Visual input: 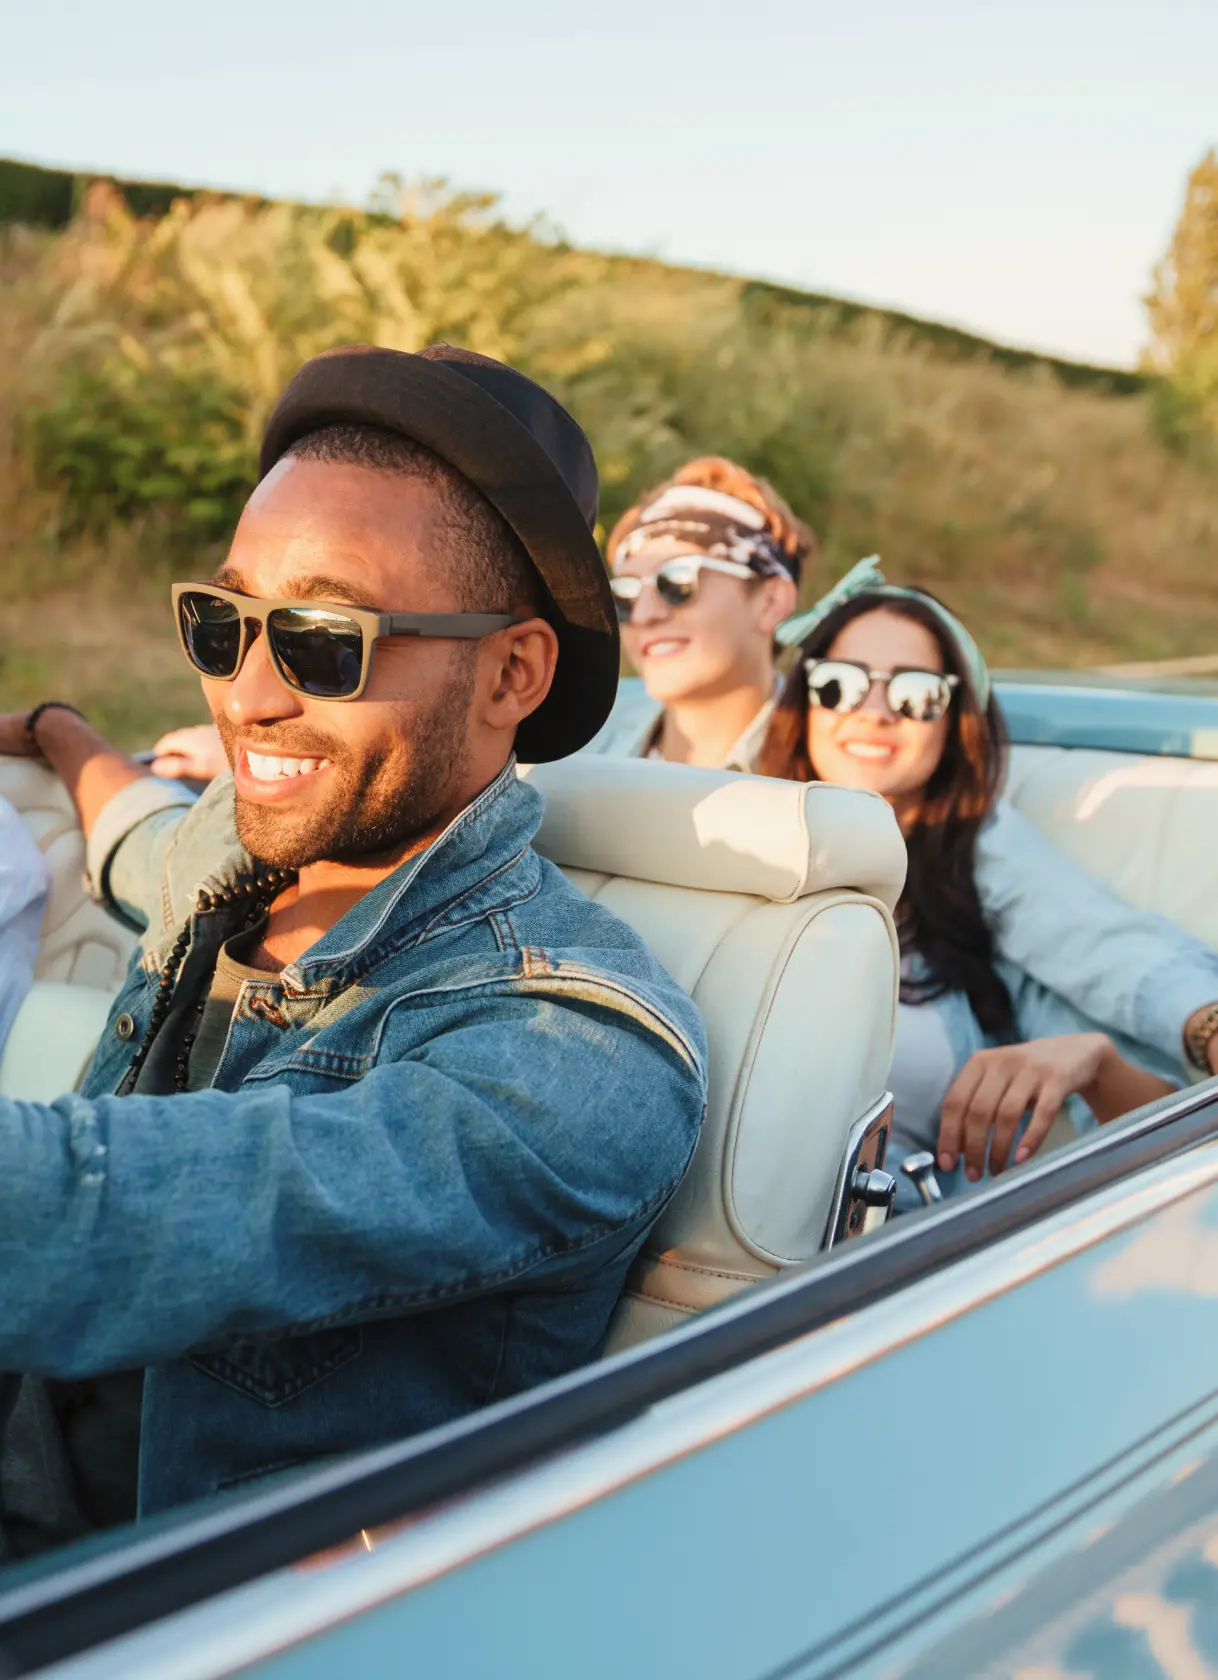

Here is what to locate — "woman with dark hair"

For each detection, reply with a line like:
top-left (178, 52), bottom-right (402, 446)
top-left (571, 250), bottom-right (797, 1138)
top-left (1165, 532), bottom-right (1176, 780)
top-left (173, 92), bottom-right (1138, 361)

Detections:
top-left (759, 558), bottom-right (1218, 1205)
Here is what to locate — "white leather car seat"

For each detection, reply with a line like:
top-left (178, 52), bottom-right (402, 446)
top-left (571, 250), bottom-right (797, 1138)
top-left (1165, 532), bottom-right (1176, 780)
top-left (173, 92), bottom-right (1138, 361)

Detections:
top-left (0, 757), bottom-right (135, 989)
top-left (524, 757), bottom-right (904, 1353)
top-left (1006, 745), bottom-right (1218, 952)
top-left (0, 756), bottom-right (136, 1101)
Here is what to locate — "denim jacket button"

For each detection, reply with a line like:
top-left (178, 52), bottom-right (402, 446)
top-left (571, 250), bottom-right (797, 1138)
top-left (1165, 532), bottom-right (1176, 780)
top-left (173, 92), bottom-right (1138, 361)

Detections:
top-left (115, 1013), bottom-right (136, 1041)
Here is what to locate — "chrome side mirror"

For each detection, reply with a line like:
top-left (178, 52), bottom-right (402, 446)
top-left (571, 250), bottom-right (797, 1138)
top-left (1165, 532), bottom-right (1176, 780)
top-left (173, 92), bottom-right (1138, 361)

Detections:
top-left (824, 1093), bottom-right (895, 1246)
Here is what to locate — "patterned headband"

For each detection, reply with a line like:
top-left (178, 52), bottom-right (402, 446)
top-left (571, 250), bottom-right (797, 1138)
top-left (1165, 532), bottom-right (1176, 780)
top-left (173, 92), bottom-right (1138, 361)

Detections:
top-left (776, 556), bottom-right (991, 706)
top-left (613, 485), bottom-right (797, 582)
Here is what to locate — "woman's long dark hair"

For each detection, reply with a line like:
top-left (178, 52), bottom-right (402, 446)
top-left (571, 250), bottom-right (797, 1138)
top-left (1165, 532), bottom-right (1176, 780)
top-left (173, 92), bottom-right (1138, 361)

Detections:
top-left (756, 592), bottom-right (1014, 1036)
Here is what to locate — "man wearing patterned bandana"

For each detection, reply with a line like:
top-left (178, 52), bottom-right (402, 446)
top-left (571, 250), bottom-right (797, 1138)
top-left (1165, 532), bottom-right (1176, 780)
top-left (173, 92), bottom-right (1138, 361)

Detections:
top-left (586, 457), bottom-right (817, 769)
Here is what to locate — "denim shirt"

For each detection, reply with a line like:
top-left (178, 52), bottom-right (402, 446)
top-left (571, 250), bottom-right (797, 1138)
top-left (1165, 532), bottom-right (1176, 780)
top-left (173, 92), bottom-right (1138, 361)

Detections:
top-left (889, 798), bottom-right (1218, 1205)
top-left (0, 763), bottom-right (707, 1515)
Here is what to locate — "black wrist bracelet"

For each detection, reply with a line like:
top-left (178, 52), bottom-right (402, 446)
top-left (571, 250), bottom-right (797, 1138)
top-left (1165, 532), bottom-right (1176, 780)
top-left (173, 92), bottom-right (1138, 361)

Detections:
top-left (25, 700), bottom-right (86, 756)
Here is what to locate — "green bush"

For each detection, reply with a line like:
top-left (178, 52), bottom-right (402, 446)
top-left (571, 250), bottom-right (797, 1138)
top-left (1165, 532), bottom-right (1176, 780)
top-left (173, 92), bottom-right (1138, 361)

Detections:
top-left (26, 362), bottom-right (254, 539)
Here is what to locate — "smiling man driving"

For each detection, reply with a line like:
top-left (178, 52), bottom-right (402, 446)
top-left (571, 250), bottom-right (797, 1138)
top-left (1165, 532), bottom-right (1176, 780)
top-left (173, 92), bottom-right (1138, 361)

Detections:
top-left (0, 345), bottom-right (707, 1530)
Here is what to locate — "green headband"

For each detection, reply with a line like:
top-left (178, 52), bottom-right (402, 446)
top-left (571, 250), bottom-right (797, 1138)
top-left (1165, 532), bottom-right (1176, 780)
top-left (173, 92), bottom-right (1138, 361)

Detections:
top-left (776, 556), bottom-right (991, 707)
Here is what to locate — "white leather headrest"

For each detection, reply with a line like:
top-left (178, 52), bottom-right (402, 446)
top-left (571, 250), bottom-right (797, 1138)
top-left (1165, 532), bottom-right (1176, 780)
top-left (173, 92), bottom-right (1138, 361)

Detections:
top-left (522, 757), bottom-right (906, 909)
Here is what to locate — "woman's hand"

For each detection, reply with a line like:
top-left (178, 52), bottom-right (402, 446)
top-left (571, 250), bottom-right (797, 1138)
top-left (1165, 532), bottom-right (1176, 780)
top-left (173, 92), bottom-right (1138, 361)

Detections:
top-left (150, 724), bottom-right (227, 783)
top-left (936, 1033), bottom-right (1162, 1182)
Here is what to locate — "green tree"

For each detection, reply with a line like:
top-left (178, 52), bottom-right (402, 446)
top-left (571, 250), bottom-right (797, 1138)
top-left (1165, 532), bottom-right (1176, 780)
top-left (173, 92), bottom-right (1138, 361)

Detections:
top-left (1144, 149), bottom-right (1218, 451)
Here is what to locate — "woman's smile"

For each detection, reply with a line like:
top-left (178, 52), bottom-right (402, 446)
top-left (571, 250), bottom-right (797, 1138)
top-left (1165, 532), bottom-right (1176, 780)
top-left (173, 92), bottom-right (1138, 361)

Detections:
top-left (839, 738), bottom-right (898, 763)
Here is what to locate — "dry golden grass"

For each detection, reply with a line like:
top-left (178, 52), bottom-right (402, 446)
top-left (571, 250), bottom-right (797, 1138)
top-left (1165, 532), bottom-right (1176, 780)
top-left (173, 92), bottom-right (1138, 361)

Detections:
top-left (1, 193), bottom-right (1217, 746)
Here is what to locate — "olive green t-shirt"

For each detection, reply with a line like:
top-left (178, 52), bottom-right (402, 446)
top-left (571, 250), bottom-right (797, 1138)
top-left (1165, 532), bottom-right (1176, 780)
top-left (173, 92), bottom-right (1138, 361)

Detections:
top-left (184, 923), bottom-right (276, 1092)
top-left (132, 917), bottom-right (276, 1096)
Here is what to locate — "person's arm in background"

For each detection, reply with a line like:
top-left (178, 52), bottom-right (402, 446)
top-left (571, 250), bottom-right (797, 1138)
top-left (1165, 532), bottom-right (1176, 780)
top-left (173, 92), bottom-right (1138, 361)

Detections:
top-left (0, 708), bottom-right (196, 933)
top-left (937, 1033), bottom-right (1175, 1182)
top-left (150, 723), bottom-right (228, 783)
top-left (977, 801), bottom-right (1218, 1077)
top-left (0, 708), bottom-right (148, 839)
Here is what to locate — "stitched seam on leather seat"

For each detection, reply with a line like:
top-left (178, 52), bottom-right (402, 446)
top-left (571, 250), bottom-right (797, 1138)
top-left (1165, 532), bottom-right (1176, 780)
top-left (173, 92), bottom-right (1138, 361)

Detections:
top-left (616, 1288), bottom-right (698, 1314)
top-left (639, 1258), bottom-right (758, 1282)
top-left (627, 1287), bottom-right (724, 1312)
top-left (721, 891), bottom-right (898, 1267)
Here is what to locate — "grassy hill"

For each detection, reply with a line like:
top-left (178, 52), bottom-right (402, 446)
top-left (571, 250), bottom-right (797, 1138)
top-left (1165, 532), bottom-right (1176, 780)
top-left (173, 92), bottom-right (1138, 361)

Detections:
top-left (1, 157), bottom-right (1216, 747)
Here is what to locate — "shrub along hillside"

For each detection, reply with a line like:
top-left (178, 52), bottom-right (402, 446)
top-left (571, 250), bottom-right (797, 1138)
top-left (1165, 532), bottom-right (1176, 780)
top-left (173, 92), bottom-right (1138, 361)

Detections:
top-left (1, 168), bottom-right (1217, 746)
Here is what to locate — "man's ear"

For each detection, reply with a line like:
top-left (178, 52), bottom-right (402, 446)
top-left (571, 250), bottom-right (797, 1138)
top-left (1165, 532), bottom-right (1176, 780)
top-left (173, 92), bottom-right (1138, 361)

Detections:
top-left (757, 574), bottom-right (798, 635)
top-left (480, 618), bottom-right (560, 734)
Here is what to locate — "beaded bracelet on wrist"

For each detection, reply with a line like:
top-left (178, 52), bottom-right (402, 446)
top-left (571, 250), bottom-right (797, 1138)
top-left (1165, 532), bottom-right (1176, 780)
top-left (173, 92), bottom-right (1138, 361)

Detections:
top-left (24, 700), bottom-right (86, 756)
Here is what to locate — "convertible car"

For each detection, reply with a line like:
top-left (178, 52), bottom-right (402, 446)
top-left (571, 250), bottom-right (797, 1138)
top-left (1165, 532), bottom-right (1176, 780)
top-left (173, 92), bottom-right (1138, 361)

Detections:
top-left (1, 670), bottom-right (1218, 1678)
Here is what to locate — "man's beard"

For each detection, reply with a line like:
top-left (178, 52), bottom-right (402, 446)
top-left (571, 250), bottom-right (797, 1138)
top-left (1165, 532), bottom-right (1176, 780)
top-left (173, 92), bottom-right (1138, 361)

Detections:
top-left (216, 658), bottom-right (476, 871)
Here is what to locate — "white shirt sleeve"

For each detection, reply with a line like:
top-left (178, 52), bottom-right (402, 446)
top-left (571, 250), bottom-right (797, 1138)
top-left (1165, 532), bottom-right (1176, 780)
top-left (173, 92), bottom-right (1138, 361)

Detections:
top-left (0, 796), bottom-right (50, 1060)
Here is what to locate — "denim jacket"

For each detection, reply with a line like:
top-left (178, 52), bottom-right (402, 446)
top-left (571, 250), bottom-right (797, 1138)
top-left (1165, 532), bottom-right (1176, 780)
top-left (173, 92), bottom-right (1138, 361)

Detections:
top-left (0, 762), bottom-right (706, 1515)
top-left (889, 796), bottom-right (1218, 1203)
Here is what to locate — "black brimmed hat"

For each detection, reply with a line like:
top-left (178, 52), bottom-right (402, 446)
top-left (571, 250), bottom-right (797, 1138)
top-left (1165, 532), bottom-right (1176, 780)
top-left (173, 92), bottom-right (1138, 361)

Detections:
top-left (258, 344), bottom-right (618, 762)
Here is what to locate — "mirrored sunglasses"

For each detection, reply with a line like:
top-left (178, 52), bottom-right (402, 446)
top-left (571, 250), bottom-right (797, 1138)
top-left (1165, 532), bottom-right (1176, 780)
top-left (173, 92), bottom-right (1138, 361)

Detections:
top-left (609, 555), bottom-right (755, 623)
top-left (172, 583), bottom-right (517, 702)
top-left (804, 659), bottom-right (959, 723)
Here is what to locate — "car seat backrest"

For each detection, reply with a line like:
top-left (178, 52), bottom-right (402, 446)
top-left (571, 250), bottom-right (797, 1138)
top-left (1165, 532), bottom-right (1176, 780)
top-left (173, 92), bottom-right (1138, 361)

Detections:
top-left (523, 757), bottom-right (905, 1353)
top-left (1006, 744), bottom-right (1218, 952)
top-left (0, 756), bottom-right (136, 990)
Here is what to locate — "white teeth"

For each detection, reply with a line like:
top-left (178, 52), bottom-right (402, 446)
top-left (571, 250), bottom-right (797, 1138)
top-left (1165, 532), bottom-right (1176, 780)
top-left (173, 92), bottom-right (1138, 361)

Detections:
top-left (644, 640), bottom-right (686, 657)
top-left (246, 752), bottom-right (330, 782)
top-left (843, 742), bottom-right (895, 761)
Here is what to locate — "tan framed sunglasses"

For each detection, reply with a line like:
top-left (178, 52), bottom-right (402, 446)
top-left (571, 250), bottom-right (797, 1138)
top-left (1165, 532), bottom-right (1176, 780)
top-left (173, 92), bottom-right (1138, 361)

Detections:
top-left (172, 583), bottom-right (518, 702)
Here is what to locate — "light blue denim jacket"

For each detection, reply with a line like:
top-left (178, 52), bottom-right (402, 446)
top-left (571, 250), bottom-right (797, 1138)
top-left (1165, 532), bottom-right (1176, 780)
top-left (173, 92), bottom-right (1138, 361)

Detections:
top-left (584, 682), bottom-right (1218, 1203)
top-left (0, 762), bottom-right (707, 1515)
top-left (890, 797), bottom-right (1218, 1205)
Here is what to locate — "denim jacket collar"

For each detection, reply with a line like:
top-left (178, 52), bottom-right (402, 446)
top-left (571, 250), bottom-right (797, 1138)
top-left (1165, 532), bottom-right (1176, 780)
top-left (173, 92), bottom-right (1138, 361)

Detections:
top-left (175, 759), bottom-right (541, 998)
top-left (284, 760), bottom-right (538, 994)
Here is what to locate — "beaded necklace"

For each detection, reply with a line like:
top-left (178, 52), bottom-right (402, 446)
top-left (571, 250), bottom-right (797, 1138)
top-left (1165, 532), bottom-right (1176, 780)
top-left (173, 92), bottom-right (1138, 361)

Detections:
top-left (124, 867), bottom-right (296, 1094)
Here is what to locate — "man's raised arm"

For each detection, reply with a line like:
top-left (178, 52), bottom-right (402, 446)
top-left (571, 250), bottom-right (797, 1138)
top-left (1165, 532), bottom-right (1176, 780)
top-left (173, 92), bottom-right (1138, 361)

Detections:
top-left (0, 706), bottom-right (150, 838)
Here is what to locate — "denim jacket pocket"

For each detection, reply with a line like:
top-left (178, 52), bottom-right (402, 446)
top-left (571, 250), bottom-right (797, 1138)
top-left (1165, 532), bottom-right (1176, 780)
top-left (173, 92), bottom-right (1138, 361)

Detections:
top-left (190, 1326), bottom-right (363, 1408)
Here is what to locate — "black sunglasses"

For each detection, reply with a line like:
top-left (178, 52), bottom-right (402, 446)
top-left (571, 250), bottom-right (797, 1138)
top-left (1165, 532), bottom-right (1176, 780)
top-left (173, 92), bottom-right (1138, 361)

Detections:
top-left (173, 584), bottom-right (517, 702)
top-left (804, 659), bottom-right (959, 723)
top-left (609, 555), bottom-right (755, 622)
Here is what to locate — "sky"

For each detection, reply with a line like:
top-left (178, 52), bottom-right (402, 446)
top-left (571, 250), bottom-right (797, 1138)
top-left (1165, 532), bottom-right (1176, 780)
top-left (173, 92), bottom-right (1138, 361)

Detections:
top-left (2, 0), bottom-right (1215, 369)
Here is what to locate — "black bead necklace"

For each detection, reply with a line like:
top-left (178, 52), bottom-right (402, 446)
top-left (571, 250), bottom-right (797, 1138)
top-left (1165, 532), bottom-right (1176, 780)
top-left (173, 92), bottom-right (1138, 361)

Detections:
top-left (124, 867), bottom-right (296, 1094)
